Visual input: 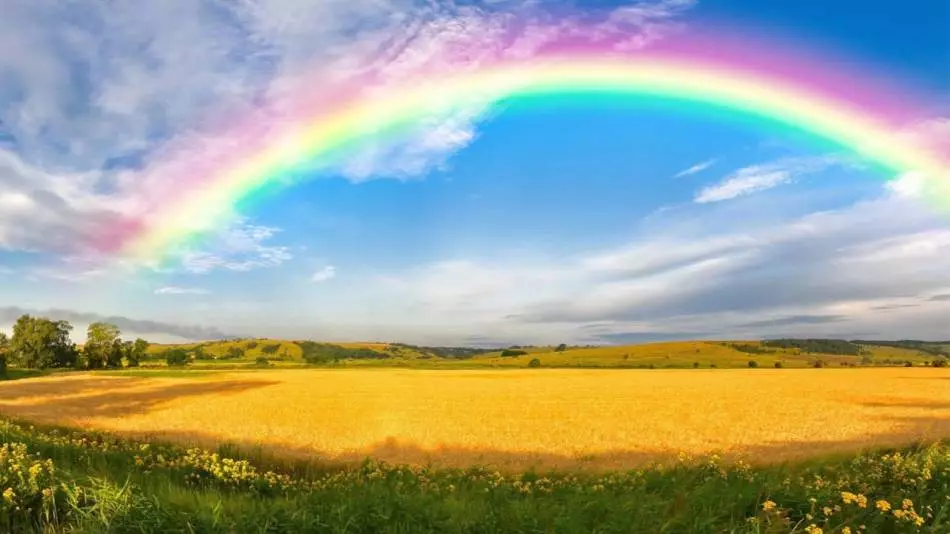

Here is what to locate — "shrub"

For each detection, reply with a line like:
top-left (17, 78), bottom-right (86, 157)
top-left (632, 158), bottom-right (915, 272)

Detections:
top-left (0, 442), bottom-right (68, 529)
top-left (254, 357), bottom-right (270, 367)
top-left (245, 341), bottom-right (259, 349)
top-left (164, 349), bottom-right (188, 367)
top-left (710, 364), bottom-right (717, 368)
top-left (774, 361), bottom-right (783, 369)
top-left (224, 347), bottom-right (246, 360)
top-left (747, 360), bottom-right (759, 368)
top-left (260, 343), bottom-right (281, 355)
top-left (904, 361), bottom-right (913, 367)
top-left (692, 362), bottom-right (699, 369)
top-left (500, 349), bottom-right (527, 357)
top-left (933, 359), bottom-right (948, 368)
top-left (528, 358), bottom-right (541, 368)
top-left (623, 354), bottom-right (629, 360)
top-left (554, 344), bottom-right (567, 352)
top-left (812, 360), bottom-right (824, 368)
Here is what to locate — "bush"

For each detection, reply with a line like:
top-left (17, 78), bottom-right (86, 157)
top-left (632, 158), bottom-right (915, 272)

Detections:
top-left (747, 360), bottom-right (759, 368)
top-left (245, 341), bottom-right (259, 349)
top-left (812, 360), bottom-right (824, 368)
top-left (554, 344), bottom-right (567, 352)
top-left (933, 359), bottom-right (948, 368)
top-left (500, 349), bottom-right (527, 357)
top-left (774, 361), bottom-right (783, 368)
top-left (164, 349), bottom-right (188, 367)
top-left (0, 442), bottom-right (68, 529)
top-left (254, 357), bottom-right (270, 367)
top-left (528, 358), bottom-right (541, 368)
top-left (904, 361), bottom-right (914, 367)
top-left (260, 343), bottom-right (281, 355)
top-left (692, 362), bottom-right (699, 368)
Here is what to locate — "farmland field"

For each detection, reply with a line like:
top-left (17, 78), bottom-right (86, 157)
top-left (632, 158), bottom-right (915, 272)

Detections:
top-left (1, 367), bottom-right (948, 472)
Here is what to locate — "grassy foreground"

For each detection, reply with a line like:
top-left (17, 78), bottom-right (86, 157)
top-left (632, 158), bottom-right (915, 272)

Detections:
top-left (1, 417), bottom-right (948, 533)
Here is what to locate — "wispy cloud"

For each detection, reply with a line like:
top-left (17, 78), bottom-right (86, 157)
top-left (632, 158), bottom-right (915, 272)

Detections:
top-left (695, 167), bottom-right (790, 203)
top-left (334, 186), bottom-right (950, 343)
top-left (177, 221), bottom-right (292, 274)
top-left (694, 156), bottom-right (849, 204)
top-left (0, 0), bottom-right (700, 270)
top-left (674, 158), bottom-right (716, 178)
top-left (154, 286), bottom-right (209, 295)
top-left (311, 265), bottom-right (337, 282)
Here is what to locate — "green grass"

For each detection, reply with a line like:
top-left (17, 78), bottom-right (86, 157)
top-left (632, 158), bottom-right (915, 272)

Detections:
top-left (1, 416), bottom-right (948, 533)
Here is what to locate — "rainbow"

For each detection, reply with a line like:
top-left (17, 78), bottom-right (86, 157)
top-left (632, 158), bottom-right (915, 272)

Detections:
top-left (113, 35), bottom-right (949, 265)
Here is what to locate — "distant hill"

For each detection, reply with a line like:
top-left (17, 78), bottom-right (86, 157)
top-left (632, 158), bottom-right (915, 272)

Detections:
top-left (141, 338), bottom-right (949, 369)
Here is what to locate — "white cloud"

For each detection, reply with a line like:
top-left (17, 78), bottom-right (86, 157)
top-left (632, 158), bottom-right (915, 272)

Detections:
top-left (177, 221), bottom-right (292, 274)
top-left (694, 167), bottom-right (791, 203)
top-left (311, 265), bottom-right (337, 282)
top-left (0, 0), bottom-right (701, 269)
top-left (693, 155), bottom-right (851, 204)
top-left (154, 286), bottom-right (210, 295)
top-left (674, 158), bottom-right (717, 178)
top-left (323, 185), bottom-right (950, 344)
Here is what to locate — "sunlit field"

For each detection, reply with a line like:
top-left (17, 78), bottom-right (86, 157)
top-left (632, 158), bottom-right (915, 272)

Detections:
top-left (2, 367), bottom-right (948, 472)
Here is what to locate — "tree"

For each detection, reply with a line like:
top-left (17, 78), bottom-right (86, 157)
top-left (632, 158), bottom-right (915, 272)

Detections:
top-left (0, 332), bottom-right (8, 377)
top-left (127, 338), bottom-right (148, 367)
top-left (748, 360), bottom-right (759, 368)
top-left (554, 344), bottom-right (567, 352)
top-left (165, 349), bottom-right (188, 367)
top-left (107, 339), bottom-right (125, 368)
top-left (85, 322), bottom-right (121, 369)
top-left (191, 346), bottom-right (209, 360)
top-left (10, 315), bottom-right (78, 369)
top-left (227, 346), bottom-right (246, 360)
top-left (528, 358), bottom-right (541, 368)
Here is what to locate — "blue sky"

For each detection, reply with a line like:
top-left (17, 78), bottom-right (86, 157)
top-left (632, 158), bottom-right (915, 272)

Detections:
top-left (0, 0), bottom-right (948, 345)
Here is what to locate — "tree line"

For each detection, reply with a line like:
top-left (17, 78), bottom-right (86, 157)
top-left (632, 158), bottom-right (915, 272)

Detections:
top-left (0, 315), bottom-right (149, 375)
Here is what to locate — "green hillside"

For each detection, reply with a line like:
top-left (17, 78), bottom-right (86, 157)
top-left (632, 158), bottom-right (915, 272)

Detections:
top-left (139, 338), bottom-right (948, 370)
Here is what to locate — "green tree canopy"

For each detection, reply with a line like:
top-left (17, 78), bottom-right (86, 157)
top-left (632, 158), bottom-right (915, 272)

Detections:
top-left (84, 322), bottom-right (121, 369)
top-left (165, 349), bottom-right (189, 367)
top-left (0, 332), bottom-right (9, 377)
top-left (127, 338), bottom-right (148, 367)
top-left (10, 315), bottom-right (78, 369)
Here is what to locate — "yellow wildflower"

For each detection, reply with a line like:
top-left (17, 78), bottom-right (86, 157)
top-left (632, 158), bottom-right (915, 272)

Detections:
top-left (841, 492), bottom-right (857, 504)
top-left (841, 528), bottom-right (852, 534)
top-left (804, 524), bottom-right (823, 534)
top-left (876, 500), bottom-right (891, 512)
top-left (823, 506), bottom-right (833, 516)
top-left (902, 498), bottom-right (913, 510)
top-left (2, 488), bottom-right (15, 503)
top-left (856, 494), bottom-right (868, 508)
top-left (762, 500), bottom-right (777, 512)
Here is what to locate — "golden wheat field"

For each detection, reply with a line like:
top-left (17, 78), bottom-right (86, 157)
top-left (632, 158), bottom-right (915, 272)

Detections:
top-left (1, 368), bottom-right (948, 471)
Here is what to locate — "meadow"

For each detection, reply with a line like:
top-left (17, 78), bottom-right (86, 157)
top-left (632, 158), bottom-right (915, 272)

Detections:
top-left (2, 339), bottom-right (950, 532)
